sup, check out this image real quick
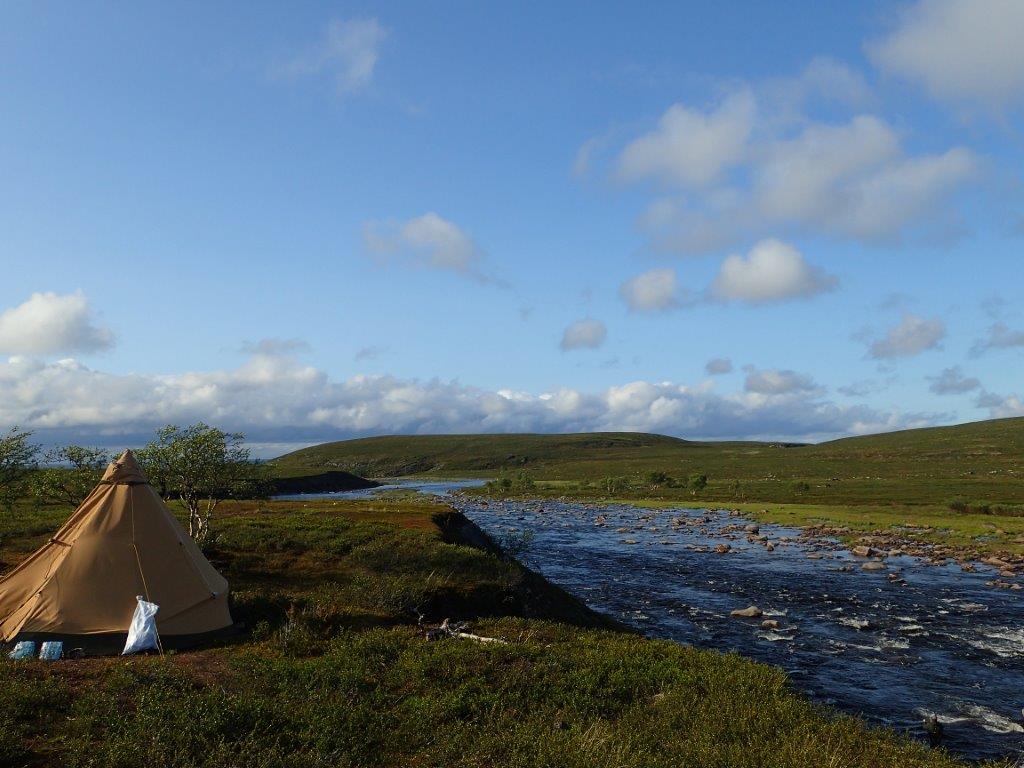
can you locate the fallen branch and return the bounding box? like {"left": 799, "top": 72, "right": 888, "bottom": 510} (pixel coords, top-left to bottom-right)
{"left": 426, "top": 618, "right": 508, "bottom": 645}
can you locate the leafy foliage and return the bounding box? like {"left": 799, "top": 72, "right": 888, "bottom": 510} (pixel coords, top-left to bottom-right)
{"left": 687, "top": 473, "right": 708, "bottom": 493}
{"left": 137, "top": 423, "right": 269, "bottom": 547}
{"left": 485, "top": 471, "right": 536, "bottom": 495}
{"left": 601, "top": 476, "right": 630, "bottom": 493}
{"left": 645, "top": 470, "right": 675, "bottom": 488}
{"left": 0, "top": 427, "right": 37, "bottom": 511}
{"left": 947, "top": 499, "right": 1024, "bottom": 516}
{"left": 30, "top": 445, "right": 112, "bottom": 508}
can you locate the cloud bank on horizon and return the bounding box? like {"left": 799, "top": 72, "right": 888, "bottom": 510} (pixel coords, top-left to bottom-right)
{"left": 0, "top": 290, "right": 1019, "bottom": 456}
{"left": 0, "top": 336, "right": 948, "bottom": 453}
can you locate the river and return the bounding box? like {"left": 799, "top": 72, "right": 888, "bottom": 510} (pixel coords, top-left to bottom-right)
{"left": 281, "top": 481, "right": 1024, "bottom": 761}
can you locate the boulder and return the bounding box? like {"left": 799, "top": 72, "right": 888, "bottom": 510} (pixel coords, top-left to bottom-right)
{"left": 744, "top": 524, "right": 760, "bottom": 534}
{"left": 851, "top": 545, "right": 877, "bottom": 558}
{"left": 731, "top": 605, "right": 763, "bottom": 618}
{"left": 861, "top": 560, "right": 887, "bottom": 571}
{"left": 760, "top": 619, "right": 779, "bottom": 629}
{"left": 982, "top": 556, "right": 1012, "bottom": 570}
{"left": 715, "top": 543, "right": 731, "bottom": 554}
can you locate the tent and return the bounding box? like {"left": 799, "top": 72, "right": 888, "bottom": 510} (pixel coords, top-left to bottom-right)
{"left": 0, "top": 450, "right": 233, "bottom": 650}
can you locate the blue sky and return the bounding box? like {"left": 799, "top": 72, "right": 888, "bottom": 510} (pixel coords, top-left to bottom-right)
{"left": 1, "top": 1, "right": 1022, "bottom": 454}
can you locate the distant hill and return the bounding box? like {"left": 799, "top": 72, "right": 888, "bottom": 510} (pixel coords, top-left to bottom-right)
{"left": 273, "top": 432, "right": 695, "bottom": 477}
{"left": 271, "top": 418, "right": 1024, "bottom": 505}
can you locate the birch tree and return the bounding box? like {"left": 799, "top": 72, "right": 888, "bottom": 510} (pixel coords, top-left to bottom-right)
{"left": 138, "top": 423, "right": 268, "bottom": 546}
{"left": 31, "top": 445, "right": 112, "bottom": 508}
{"left": 0, "top": 427, "right": 38, "bottom": 510}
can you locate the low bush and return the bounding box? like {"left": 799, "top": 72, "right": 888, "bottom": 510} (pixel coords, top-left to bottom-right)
{"left": 947, "top": 499, "right": 1024, "bottom": 516}
{"left": 485, "top": 471, "right": 536, "bottom": 495}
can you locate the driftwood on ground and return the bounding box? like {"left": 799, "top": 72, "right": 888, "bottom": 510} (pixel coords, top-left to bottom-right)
{"left": 425, "top": 618, "right": 508, "bottom": 644}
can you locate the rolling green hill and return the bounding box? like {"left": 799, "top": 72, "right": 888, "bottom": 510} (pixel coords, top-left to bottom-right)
{"left": 272, "top": 418, "right": 1024, "bottom": 506}
{"left": 274, "top": 432, "right": 701, "bottom": 477}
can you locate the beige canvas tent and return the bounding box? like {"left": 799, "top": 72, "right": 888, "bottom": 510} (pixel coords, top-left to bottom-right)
{"left": 0, "top": 450, "right": 233, "bottom": 648}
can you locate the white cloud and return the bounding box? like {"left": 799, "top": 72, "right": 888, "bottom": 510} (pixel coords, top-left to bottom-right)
{"left": 240, "top": 338, "right": 309, "bottom": 356}
{"left": 285, "top": 18, "right": 388, "bottom": 93}
{"left": 976, "top": 390, "right": 1024, "bottom": 418}
{"left": 927, "top": 365, "right": 980, "bottom": 394}
{"left": 743, "top": 366, "right": 820, "bottom": 395}
{"left": 605, "top": 96, "right": 978, "bottom": 254}
{"left": 710, "top": 239, "right": 838, "bottom": 304}
{"left": 560, "top": 319, "right": 607, "bottom": 351}
{"left": 868, "top": 0, "right": 1024, "bottom": 111}
{"left": 616, "top": 91, "right": 755, "bottom": 187}
{"left": 354, "top": 345, "right": 388, "bottom": 361}
{"left": 752, "top": 116, "right": 977, "bottom": 241}
{"left": 0, "top": 349, "right": 940, "bottom": 450}
{"left": 364, "top": 212, "right": 492, "bottom": 281}
{"left": 838, "top": 378, "right": 895, "bottom": 397}
{"left": 619, "top": 268, "right": 682, "bottom": 312}
{"left": 705, "top": 358, "right": 733, "bottom": 375}
{"left": 868, "top": 313, "right": 946, "bottom": 359}
{"left": 781, "top": 57, "right": 874, "bottom": 108}
{"left": 573, "top": 135, "right": 607, "bottom": 178}
{"left": 970, "top": 322, "right": 1024, "bottom": 356}
{"left": 0, "top": 291, "right": 114, "bottom": 356}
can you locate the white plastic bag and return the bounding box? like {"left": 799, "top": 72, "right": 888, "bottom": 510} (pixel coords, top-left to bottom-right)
{"left": 8, "top": 640, "right": 36, "bottom": 659}
{"left": 122, "top": 596, "right": 160, "bottom": 655}
{"left": 39, "top": 641, "right": 63, "bottom": 660}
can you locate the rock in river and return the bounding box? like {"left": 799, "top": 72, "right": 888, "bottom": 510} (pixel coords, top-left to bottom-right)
{"left": 731, "top": 605, "right": 763, "bottom": 618}
{"left": 861, "top": 560, "right": 887, "bottom": 571}
{"left": 715, "top": 543, "right": 731, "bottom": 554}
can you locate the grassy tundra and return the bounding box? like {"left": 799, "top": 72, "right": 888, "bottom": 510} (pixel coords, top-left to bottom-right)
{"left": 273, "top": 418, "right": 1024, "bottom": 559}
{"left": 272, "top": 419, "right": 1024, "bottom": 506}
{"left": 0, "top": 494, "right": 977, "bottom": 767}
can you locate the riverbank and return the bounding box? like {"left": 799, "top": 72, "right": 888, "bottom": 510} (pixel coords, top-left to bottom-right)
{"left": 0, "top": 496, "right": 974, "bottom": 767}
{"left": 454, "top": 494, "right": 1024, "bottom": 760}
{"left": 630, "top": 500, "right": 1024, "bottom": 571}
{"left": 269, "top": 468, "right": 379, "bottom": 494}
{"left": 469, "top": 483, "right": 1024, "bottom": 567}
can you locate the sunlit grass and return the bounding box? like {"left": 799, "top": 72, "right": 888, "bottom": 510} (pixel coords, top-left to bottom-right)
{"left": 0, "top": 497, "right": 992, "bottom": 766}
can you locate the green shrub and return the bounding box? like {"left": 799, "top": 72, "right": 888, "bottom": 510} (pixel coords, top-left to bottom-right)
{"left": 645, "top": 471, "right": 675, "bottom": 488}
{"left": 600, "top": 476, "right": 630, "bottom": 493}
{"left": 948, "top": 499, "right": 1024, "bottom": 516}
{"left": 485, "top": 471, "right": 536, "bottom": 495}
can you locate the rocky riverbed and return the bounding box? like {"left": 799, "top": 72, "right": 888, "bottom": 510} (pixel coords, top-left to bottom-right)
{"left": 455, "top": 497, "right": 1024, "bottom": 762}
